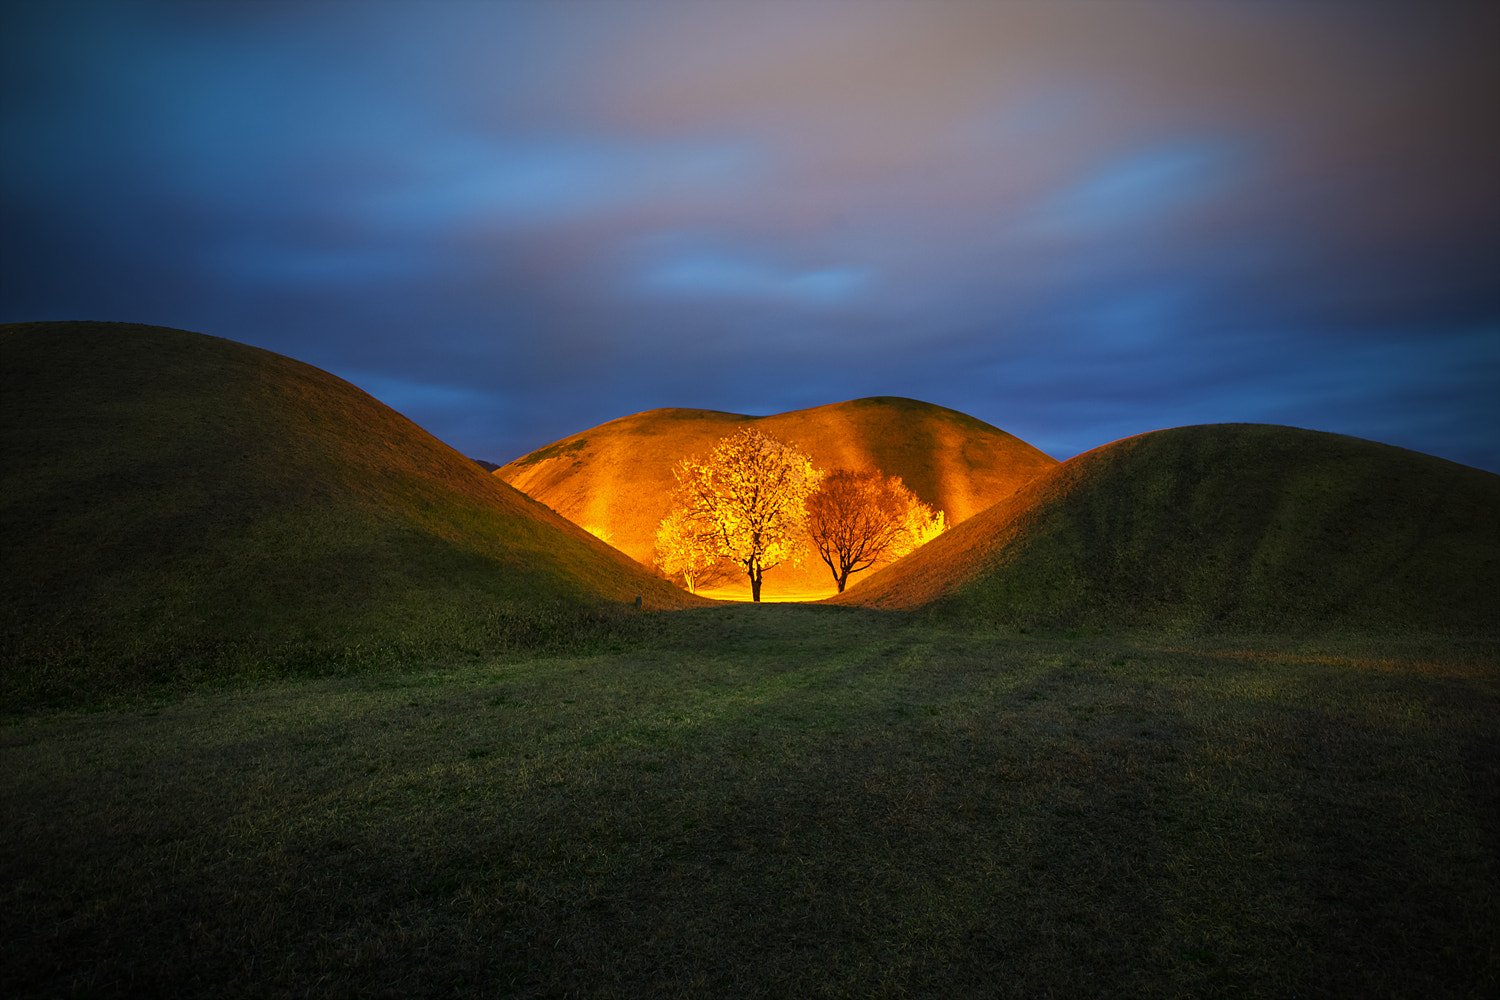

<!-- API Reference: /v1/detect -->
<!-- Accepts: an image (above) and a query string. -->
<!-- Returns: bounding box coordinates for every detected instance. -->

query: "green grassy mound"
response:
[1,321,705,703]
[834,423,1500,634]
[498,396,1058,593]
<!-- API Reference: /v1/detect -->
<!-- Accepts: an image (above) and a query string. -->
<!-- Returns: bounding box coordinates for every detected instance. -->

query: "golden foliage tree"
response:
[666,429,821,601]
[652,508,732,594]
[805,469,945,593]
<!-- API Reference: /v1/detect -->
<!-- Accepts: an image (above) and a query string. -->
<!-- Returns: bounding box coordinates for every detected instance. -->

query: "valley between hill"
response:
[7,321,1494,695]
[3,320,1498,997]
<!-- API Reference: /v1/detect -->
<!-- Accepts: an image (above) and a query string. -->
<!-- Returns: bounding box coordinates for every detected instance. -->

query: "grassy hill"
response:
[498,397,1058,599]
[1,321,705,703]
[832,423,1500,634]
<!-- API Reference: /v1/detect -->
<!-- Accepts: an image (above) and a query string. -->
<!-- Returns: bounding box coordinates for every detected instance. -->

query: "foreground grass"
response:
[4,607,1497,998]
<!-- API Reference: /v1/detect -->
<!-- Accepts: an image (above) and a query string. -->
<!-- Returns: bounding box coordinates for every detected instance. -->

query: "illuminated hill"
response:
[497,398,1059,599]
[1,321,705,701]
[831,423,1500,633]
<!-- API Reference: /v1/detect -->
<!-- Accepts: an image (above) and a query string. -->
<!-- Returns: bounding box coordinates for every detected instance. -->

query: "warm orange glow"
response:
[805,469,944,593]
[695,581,840,603]
[496,398,1058,601]
[658,429,820,602]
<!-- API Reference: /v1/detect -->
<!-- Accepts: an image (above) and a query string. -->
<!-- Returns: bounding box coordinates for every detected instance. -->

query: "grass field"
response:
[5,605,1496,999]
[5,322,1496,996]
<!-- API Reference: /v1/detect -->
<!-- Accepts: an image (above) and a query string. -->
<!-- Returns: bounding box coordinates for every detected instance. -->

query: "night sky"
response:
[4,2,1498,472]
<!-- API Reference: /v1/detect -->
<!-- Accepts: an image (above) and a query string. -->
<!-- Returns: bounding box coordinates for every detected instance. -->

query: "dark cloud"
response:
[3,0,1497,473]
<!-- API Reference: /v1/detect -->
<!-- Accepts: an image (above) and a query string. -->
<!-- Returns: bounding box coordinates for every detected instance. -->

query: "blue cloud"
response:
[369,136,762,229]
[4,1,1497,475]
[1036,142,1240,235]
[639,250,869,305]
[338,372,494,412]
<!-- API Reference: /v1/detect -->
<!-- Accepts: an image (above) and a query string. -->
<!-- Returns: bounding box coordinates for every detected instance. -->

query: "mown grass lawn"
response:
[4,605,1496,998]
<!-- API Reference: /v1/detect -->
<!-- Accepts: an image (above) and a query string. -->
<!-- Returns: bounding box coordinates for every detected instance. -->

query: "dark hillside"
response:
[1,321,704,702]
[833,423,1500,634]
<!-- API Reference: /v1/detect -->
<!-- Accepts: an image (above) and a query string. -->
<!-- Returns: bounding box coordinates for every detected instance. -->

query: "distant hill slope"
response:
[497,398,1058,597]
[831,424,1500,634]
[1,321,704,701]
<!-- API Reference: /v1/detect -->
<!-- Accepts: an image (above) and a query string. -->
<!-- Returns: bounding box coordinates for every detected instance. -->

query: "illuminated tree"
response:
[668,429,821,601]
[652,508,732,594]
[805,469,945,593]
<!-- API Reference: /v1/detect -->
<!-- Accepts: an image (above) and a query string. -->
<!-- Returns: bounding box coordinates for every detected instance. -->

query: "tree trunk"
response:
[836,570,848,593]
[749,559,762,602]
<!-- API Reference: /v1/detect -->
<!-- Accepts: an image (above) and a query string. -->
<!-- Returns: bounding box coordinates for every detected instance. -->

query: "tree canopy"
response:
[652,508,732,595]
[666,429,821,601]
[806,469,945,593]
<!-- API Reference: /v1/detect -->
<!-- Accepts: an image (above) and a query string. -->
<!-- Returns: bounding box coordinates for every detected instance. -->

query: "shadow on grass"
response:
[3,614,1496,998]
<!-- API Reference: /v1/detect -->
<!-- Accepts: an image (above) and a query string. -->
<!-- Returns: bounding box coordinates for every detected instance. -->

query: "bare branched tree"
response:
[805,470,945,592]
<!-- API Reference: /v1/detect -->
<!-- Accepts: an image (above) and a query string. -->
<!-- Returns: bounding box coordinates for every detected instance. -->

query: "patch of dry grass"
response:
[4,607,1495,998]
